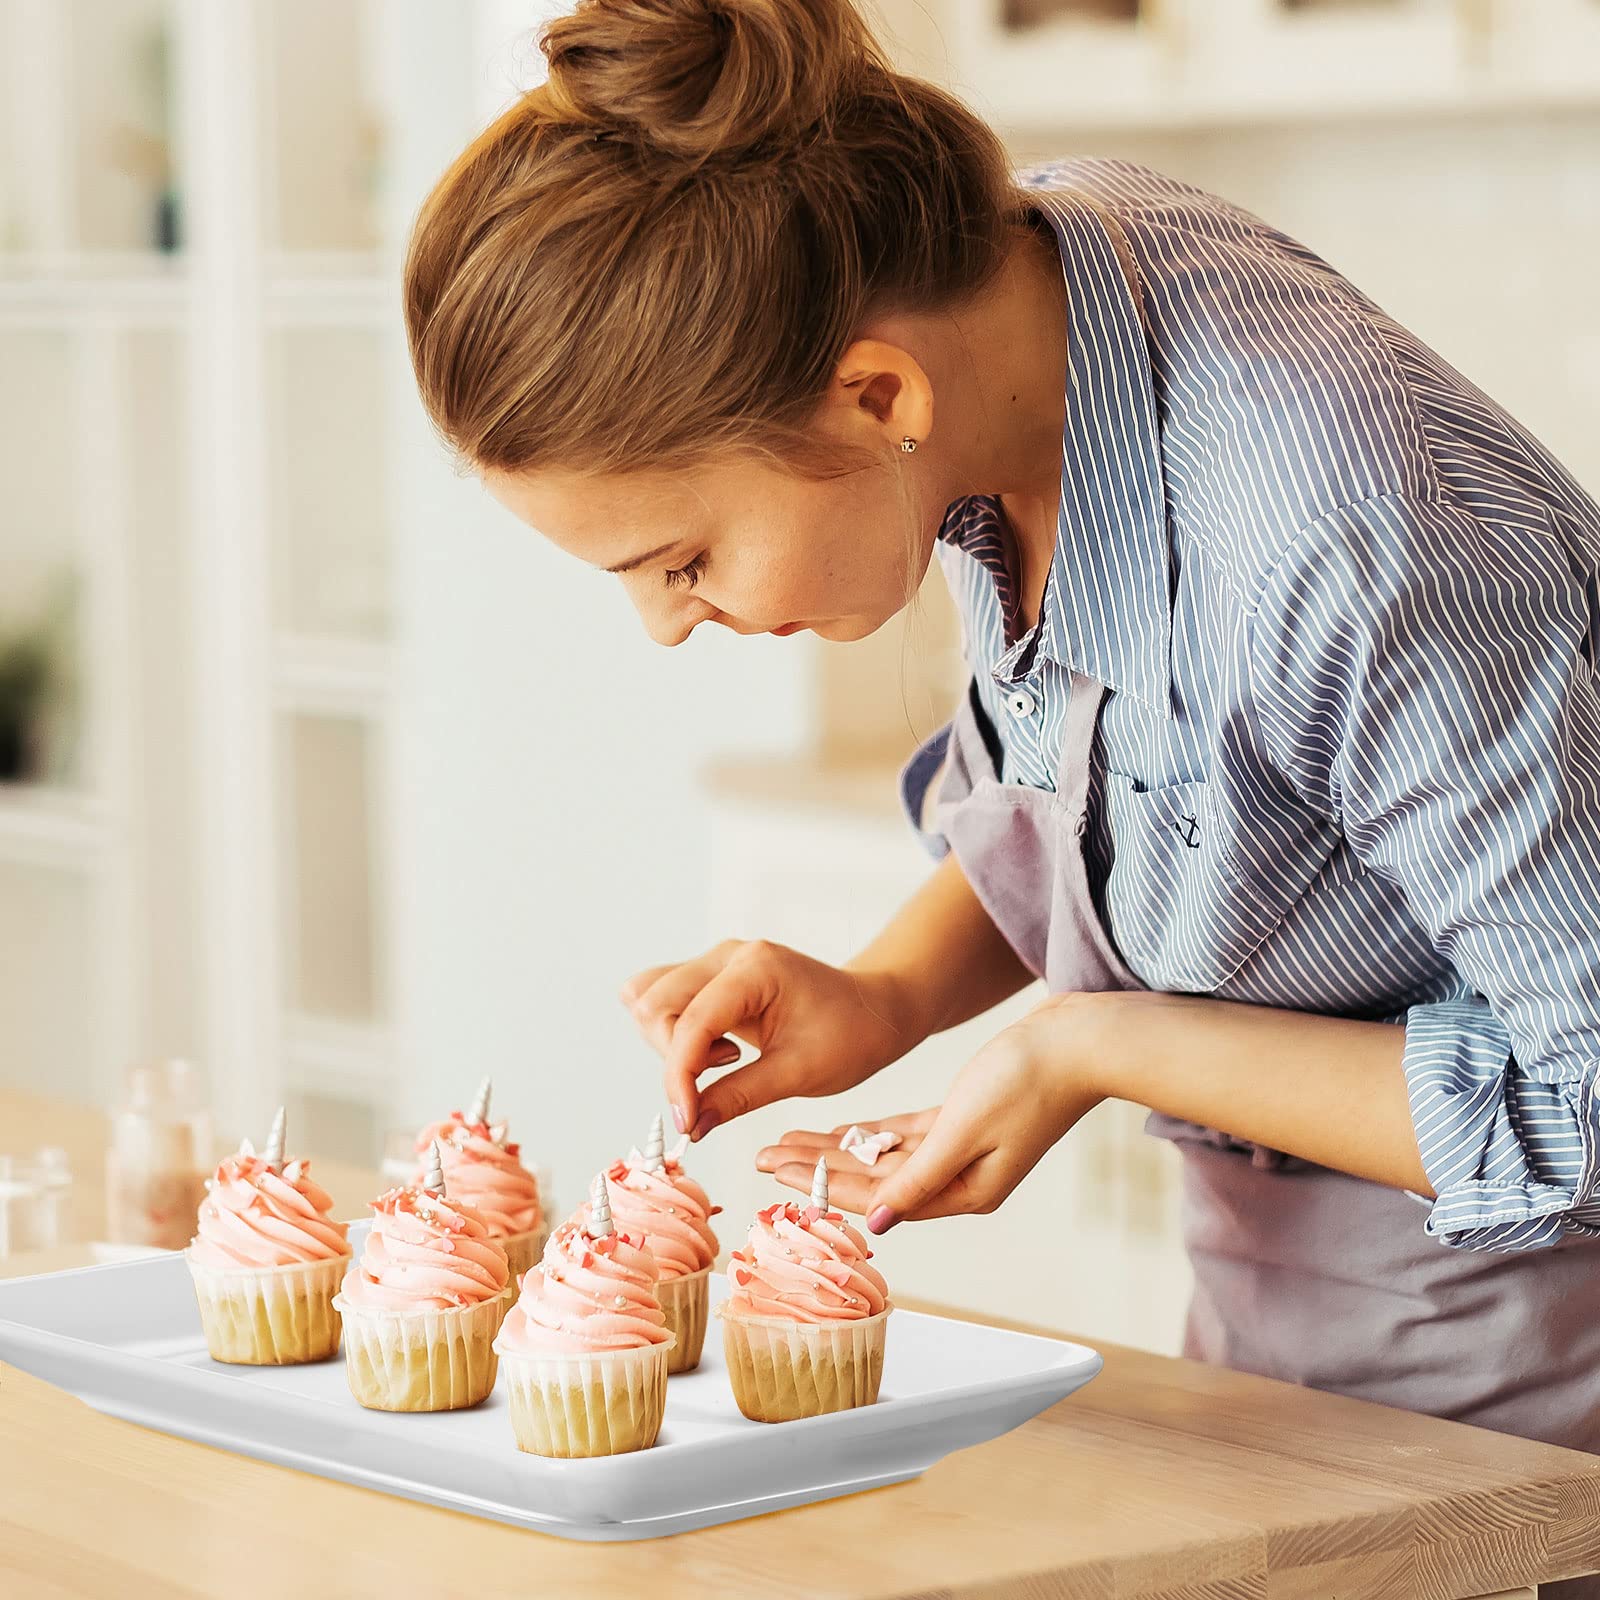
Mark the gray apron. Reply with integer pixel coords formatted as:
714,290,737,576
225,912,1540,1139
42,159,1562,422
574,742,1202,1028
927,670,1600,1595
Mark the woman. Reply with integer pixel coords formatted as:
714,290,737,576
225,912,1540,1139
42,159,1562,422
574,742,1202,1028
404,0,1600,1518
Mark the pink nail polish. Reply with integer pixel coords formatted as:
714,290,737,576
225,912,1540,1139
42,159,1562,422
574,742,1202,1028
672,1105,688,1135
866,1205,895,1235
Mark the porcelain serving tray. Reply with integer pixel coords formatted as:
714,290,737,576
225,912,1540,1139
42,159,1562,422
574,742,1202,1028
0,1226,1102,1541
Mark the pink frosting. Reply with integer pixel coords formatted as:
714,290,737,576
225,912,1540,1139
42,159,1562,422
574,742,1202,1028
498,1219,670,1354
187,1153,350,1270
724,1201,889,1323
413,1112,541,1238
576,1156,719,1279
338,1185,509,1310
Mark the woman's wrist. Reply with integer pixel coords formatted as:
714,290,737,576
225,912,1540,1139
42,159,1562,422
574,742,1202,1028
843,960,942,1061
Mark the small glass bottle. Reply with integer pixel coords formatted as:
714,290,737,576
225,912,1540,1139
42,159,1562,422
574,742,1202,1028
105,1064,205,1250
163,1057,214,1175
31,1146,72,1250
0,1155,40,1257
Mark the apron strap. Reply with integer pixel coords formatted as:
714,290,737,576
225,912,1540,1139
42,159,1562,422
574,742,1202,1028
1057,671,1107,829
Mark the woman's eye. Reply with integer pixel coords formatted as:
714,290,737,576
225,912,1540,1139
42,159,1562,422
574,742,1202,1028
663,555,706,591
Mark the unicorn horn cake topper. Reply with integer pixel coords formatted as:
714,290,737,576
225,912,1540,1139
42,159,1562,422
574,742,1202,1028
263,1105,286,1174
642,1113,666,1174
810,1157,829,1212
468,1076,492,1126
421,1138,447,1196
668,1131,690,1165
589,1170,615,1237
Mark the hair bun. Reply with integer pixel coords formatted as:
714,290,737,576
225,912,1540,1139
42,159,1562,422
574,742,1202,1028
541,0,874,166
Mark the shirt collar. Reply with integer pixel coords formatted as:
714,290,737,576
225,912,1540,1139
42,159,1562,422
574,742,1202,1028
1022,186,1174,719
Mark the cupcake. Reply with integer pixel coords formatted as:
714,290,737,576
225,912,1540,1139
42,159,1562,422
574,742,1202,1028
718,1159,891,1423
185,1107,351,1366
413,1078,545,1284
414,1077,545,1284
585,1115,719,1373
333,1140,510,1412
494,1170,673,1458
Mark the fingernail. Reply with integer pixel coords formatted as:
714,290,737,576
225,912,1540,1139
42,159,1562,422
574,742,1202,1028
866,1205,895,1235
708,1041,740,1066
672,1105,688,1135
690,1108,720,1142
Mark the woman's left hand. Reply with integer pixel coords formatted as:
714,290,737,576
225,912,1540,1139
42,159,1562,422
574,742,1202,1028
753,992,1107,1233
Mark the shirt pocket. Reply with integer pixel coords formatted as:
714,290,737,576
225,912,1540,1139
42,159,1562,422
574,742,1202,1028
1101,772,1340,993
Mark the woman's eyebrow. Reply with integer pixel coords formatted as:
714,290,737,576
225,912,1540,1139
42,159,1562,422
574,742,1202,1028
603,541,679,575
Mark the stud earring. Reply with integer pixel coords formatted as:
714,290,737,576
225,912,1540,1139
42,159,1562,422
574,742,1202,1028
900,437,917,454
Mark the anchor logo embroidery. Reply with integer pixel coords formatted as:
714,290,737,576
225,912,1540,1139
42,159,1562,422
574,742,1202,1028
1173,814,1202,850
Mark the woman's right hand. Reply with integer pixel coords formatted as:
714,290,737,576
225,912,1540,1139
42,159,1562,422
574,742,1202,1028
620,940,929,1143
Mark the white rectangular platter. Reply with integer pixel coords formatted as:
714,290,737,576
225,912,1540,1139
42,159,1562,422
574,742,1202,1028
0,1228,1102,1541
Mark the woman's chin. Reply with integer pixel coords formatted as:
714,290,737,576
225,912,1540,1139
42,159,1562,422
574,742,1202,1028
814,612,896,643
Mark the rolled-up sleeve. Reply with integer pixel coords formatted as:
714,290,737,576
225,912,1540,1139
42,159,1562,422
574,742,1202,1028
1250,490,1600,1250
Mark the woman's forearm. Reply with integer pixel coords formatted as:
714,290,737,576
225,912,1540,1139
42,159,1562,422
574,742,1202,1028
848,851,1034,1044
1080,991,1434,1196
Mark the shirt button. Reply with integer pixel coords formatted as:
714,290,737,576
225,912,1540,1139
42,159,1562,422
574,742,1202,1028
1007,690,1037,719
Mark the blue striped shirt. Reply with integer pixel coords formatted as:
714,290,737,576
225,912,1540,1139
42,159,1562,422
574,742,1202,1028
904,158,1600,1253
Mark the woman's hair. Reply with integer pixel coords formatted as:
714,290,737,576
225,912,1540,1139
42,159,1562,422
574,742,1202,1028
403,0,1018,480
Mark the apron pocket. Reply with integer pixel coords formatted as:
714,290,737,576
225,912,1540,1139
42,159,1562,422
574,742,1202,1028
1101,773,1338,992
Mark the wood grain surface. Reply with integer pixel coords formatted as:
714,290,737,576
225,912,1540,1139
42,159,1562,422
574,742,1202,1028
2,1088,1597,1599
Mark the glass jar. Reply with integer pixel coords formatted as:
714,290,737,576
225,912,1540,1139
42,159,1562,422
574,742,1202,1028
105,1064,207,1251
0,1148,73,1255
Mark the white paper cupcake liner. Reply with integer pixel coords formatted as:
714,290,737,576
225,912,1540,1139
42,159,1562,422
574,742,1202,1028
494,1338,674,1458
500,1222,549,1292
186,1253,347,1366
656,1267,711,1374
334,1294,503,1412
718,1304,891,1423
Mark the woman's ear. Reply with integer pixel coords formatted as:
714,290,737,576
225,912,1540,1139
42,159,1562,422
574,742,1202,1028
830,338,934,450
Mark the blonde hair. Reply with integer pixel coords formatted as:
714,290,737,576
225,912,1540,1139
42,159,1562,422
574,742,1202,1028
403,0,1019,481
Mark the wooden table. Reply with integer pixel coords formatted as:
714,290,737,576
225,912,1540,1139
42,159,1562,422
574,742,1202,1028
1,1090,1597,1599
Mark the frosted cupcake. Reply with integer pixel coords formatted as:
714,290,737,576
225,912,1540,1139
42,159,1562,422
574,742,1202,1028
718,1160,891,1423
584,1116,719,1373
413,1077,545,1284
494,1171,673,1458
185,1108,351,1366
334,1140,510,1412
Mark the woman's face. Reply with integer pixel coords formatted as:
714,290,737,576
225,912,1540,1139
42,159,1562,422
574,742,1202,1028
482,448,938,647
476,226,1067,649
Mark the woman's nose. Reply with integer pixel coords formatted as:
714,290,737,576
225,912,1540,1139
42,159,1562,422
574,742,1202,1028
638,594,703,648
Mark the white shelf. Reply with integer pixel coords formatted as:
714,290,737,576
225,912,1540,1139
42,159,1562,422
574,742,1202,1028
0,255,392,328
272,637,393,720
282,1012,395,1099
0,255,188,324
948,0,1600,134
0,787,109,870
264,252,392,326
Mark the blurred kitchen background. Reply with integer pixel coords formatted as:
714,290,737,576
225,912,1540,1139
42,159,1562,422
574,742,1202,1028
0,0,1596,1351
